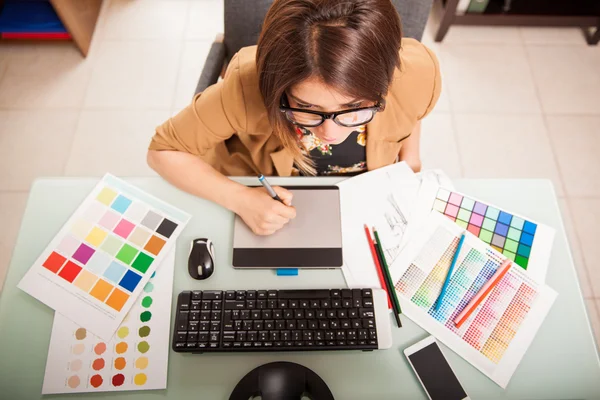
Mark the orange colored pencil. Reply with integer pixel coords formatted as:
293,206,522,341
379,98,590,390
364,224,391,308
454,259,512,328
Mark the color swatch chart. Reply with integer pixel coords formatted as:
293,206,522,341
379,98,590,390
431,188,554,282
42,250,174,394
390,213,557,388
18,174,190,340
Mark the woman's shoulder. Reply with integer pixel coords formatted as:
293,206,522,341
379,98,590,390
223,46,266,127
387,38,441,119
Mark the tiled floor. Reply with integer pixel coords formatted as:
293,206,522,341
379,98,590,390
0,0,599,344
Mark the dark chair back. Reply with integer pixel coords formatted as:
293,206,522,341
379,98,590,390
223,0,433,61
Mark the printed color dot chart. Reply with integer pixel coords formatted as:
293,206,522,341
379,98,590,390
431,188,554,283
390,213,557,388
42,251,175,394
18,174,190,341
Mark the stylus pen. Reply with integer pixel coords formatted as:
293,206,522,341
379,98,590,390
435,233,465,312
454,259,511,328
373,229,402,327
258,174,283,203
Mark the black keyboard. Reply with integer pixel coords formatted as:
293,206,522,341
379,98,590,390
172,289,382,353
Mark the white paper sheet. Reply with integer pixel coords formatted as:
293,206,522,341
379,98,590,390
337,163,420,288
390,213,557,388
42,249,175,394
18,174,190,340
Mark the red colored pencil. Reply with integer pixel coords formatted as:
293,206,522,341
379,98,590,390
454,259,512,328
364,224,391,308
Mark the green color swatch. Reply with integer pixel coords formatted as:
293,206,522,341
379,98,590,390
137,341,150,353
140,311,152,322
139,326,151,338
116,244,137,265
131,253,153,274
141,296,153,308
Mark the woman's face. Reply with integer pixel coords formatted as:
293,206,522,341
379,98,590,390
287,76,372,145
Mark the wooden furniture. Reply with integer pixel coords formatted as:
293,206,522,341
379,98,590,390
0,0,102,56
435,0,600,45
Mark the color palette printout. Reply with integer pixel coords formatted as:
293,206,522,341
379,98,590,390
42,249,174,394
390,213,557,388
18,174,190,340
431,188,555,283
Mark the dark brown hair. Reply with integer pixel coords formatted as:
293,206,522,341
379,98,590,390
256,0,402,175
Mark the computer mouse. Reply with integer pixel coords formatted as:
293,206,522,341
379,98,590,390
188,238,215,280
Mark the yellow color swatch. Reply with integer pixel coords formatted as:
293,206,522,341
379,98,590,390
117,326,129,339
73,270,98,292
135,357,149,370
85,227,108,247
97,187,117,206
89,279,114,302
134,373,147,386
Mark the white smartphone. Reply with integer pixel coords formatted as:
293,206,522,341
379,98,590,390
404,336,470,400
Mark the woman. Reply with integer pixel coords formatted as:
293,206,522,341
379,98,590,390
148,0,441,236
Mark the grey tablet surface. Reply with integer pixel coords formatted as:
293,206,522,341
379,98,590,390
232,186,342,268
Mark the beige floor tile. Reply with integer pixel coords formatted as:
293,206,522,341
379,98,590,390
420,112,462,178
520,27,588,46
172,40,213,111
569,198,600,297
438,44,541,113
101,0,189,40
453,113,565,195
527,45,600,114
0,110,80,191
558,198,593,298
0,43,92,109
585,300,600,349
186,0,224,40
84,40,182,108
443,26,522,45
64,109,170,177
0,192,29,293
546,115,600,197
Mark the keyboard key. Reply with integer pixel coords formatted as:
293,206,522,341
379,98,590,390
327,310,336,319
200,321,209,331
268,290,278,298
264,342,273,347
370,329,377,339
211,321,220,331
187,332,198,342
234,320,243,331
352,289,361,299
321,300,330,308
233,342,242,348
241,310,250,320
187,342,197,349
210,332,220,342
270,331,279,341
246,300,256,309
226,291,236,300
259,331,269,341
199,332,209,342
284,310,294,319
338,310,347,319
360,308,375,318
223,342,233,348
188,321,199,331
306,310,315,319
254,342,263,347
310,300,320,308
295,310,304,319
349,309,358,318
265,320,275,330
257,300,267,309
358,329,368,340
243,321,253,330
353,299,362,308
331,290,341,298
341,320,351,329
176,333,187,342
211,311,222,320
342,300,352,308
257,290,267,299
203,291,222,300
201,301,211,310
268,300,277,309
243,342,253,348
192,291,202,300
276,321,285,330
246,290,256,299
363,299,374,308
362,289,373,298
225,301,245,310
300,300,309,308
248,331,257,341
200,311,210,321
191,301,201,311
287,320,296,330
363,319,375,329
332,300,341,308
236,332,246,342
308,321,318,330
223,332,235,342
290,300,299,309
251,311,261,319
273,310,283,319
262,310,272,319
179,292,191,310
342,289,352,298
297,320,307,329
253,321,263,330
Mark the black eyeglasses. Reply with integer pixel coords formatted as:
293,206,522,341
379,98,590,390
279,94,385,128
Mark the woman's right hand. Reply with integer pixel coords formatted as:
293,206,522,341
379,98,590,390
233,186,296,235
